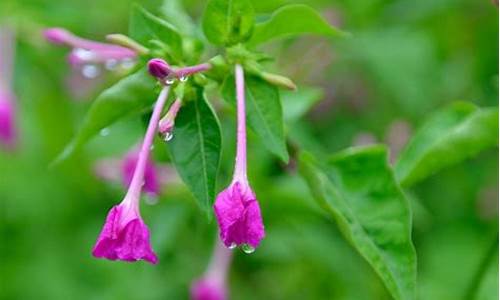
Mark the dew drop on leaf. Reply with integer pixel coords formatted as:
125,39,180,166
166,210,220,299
99,128,110,136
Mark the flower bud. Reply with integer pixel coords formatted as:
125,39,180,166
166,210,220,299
148,58,172,79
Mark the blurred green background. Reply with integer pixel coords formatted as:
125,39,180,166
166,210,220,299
0,0,498,299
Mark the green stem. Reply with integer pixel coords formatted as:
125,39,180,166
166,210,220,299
463,232,498,300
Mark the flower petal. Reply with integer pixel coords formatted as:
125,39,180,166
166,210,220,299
92,205,158,264
214,182,264,248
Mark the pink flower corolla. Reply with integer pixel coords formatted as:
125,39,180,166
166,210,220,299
0,28,17,150
214,64,265,253
92,84,171,264
191,240,233,300
122,149,160,196
44,27,136,78
0,91,16,149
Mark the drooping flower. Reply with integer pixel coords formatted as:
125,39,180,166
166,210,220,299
0,27,17,150
213,64,265,252
0,90,16,149
190,239,232,300
92,83,171,264
91,202,158,264
122,148,160,196
44,27,136,78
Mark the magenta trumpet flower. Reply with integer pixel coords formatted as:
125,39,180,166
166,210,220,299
0,91,16,149
92,85,171,264
191,239,233,300
44,27,136,78
213,64,265,253
0,27,17,150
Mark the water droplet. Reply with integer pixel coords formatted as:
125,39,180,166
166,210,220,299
144,194,159,205
179,76,188,82
228,243,237,250
74,48,95,60
120,58,135,69
105,59,118,70
150,144,155,150
164,78,175,85
82,64,100,79
163,132,173,142
241,244,255,254
99,128,110,136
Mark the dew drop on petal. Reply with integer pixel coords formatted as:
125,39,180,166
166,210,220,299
241,244,255,254
179,76,188,82
228,243,237,250
82,64,100,79
99,128,110,136
165,78,175,85
120,58,135,69
163,132,173,142
150,144,155,150
105,59,118,70
144,194,159,205
74,48,95,60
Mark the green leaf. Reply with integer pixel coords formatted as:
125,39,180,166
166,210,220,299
202,0,255,46
473,252,499,300
395,102,499,187
53,69,157,164
168,88,222,215
247,4,348,46
299,146,417,300
222,74,288,162
281,86,323,122
160,0,196,36
129,4,183,57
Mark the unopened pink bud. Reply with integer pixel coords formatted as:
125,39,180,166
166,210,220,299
148,58,172,79
43,27,72,45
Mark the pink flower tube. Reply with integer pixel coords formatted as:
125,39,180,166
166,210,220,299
190,239,233,300
0,27,17,150
213,64,265,253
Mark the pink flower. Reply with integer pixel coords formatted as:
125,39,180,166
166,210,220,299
213,64,265,252
92,202,158,264
122,149,160,196
0,28,17,150
44,27,136,78
92,81,172,264
191,279,227,300
0,91,16,149
190,240,232,300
